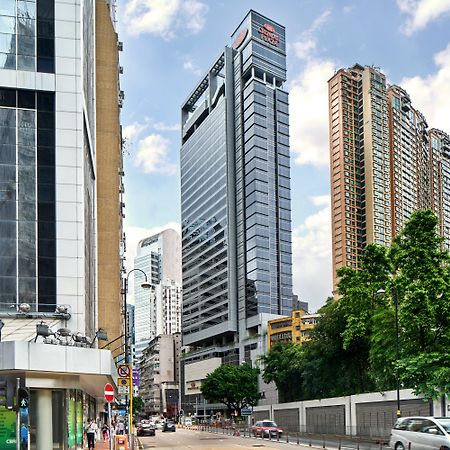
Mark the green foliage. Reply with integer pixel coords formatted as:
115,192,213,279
132,396,144,413
260,343,304,402
261,210,450,401
200,363,260,416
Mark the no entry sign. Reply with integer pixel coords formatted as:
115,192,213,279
104,383,115,403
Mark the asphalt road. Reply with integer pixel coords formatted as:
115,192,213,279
138,427,391,450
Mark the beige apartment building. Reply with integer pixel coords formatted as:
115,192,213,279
96,0,124,357
329,64,450,290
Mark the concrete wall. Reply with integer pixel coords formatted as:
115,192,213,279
253,389,446,438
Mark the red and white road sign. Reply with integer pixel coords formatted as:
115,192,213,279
117,364,131,378
104,383,115,403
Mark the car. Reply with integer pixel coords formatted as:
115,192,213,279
390,416,450,450
183,418,193,427
163,421,176,432
136,423,156,437
251,420,283,438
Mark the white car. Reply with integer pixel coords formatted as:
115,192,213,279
390,416,450,450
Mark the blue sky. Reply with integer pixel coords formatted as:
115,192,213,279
116,0,450,312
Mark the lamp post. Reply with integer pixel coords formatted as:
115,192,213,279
122,269,151,436
377,286,401,418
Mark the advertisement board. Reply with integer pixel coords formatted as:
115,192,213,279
0,407,16,450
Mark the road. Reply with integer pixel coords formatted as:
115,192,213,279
138,427,391,450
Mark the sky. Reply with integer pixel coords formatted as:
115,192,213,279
116,0,450,312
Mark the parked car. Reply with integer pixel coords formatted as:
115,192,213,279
390,416,450,450
163,420,176,432
136,423,156,437
183,418,193,427
251,420,283,438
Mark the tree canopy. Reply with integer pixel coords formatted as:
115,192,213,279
200,363,260,416
261,210,450,402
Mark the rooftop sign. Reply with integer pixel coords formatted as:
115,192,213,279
258,23,279,46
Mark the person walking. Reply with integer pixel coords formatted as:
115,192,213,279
115,419,125,435
101,423,109,442
85,418,98,450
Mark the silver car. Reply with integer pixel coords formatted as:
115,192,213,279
390,416,450,450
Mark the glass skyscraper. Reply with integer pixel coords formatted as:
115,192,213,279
180,10,293,392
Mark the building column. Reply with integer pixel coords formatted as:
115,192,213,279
36,389,53,449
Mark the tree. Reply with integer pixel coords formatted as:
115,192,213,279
201,363,260,417
389,210,450,398
133,396,145,414
260,343,304,402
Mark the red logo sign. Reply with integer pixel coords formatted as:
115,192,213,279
104,383,115,403
233,29,248,49
258,23,279,46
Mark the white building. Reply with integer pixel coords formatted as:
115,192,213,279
0,0,122,448
134,229,182,362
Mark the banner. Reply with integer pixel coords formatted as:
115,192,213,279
0,407,16,450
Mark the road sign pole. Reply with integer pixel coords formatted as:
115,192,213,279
107,401,112,450
129,365,133,436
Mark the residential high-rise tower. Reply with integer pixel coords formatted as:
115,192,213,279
329,64,450,290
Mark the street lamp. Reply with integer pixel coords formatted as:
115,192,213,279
377,286,401,418
122,269,151,435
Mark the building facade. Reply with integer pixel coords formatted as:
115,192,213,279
329,64,450,289
267,310,319,348
139,333,181,416
134,229,181,362
0,0,122,448
180,10,293,413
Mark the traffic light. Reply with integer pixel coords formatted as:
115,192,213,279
18,387,29,409
0,378,14,409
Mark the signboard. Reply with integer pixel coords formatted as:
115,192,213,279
241,407,252,416
67,396,76,447
117,365,130,378
118,378,130,387
118,386,130,395
0,408,16,449
132,368,139,386
104,383,115,403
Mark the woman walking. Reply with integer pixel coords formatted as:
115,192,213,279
85,418,98,450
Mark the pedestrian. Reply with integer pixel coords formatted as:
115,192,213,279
85,418,98,450
101,423,109,441
116,419,125,435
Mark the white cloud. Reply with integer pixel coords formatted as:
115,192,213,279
123,121,148,142
289,10,335,168
124,223,181,300
400,43,450,132
397,0,450,35
311,195,330,207
289,58,335,167
291,10,331,61
292,199,332,312
124,0,208,39
134,134,177,175
183,59,202,76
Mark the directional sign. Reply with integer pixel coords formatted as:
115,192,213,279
117,364,131,378
241,407,252,416
118,385,130,395
104,383,115,403
118,377,130,387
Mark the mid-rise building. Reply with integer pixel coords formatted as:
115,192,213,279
180,10,293,413
139,333,181,416
267,310,319,348
134,229,181,362
0,0,122,447
329,65,450,289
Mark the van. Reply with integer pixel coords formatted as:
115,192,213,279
390,416,450,450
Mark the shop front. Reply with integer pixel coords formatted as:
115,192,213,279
0,341,116,450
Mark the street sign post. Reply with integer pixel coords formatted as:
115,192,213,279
104,384,114,450
241,407,252,416
117,365,130,378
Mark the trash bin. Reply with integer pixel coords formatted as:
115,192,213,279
115,434,129,450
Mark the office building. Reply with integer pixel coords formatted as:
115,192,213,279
329,64,450,289
134,229,181,362
267,310,319,348
0,1,122,448
180,10,293,413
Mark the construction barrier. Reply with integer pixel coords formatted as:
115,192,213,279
115,434,129,450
